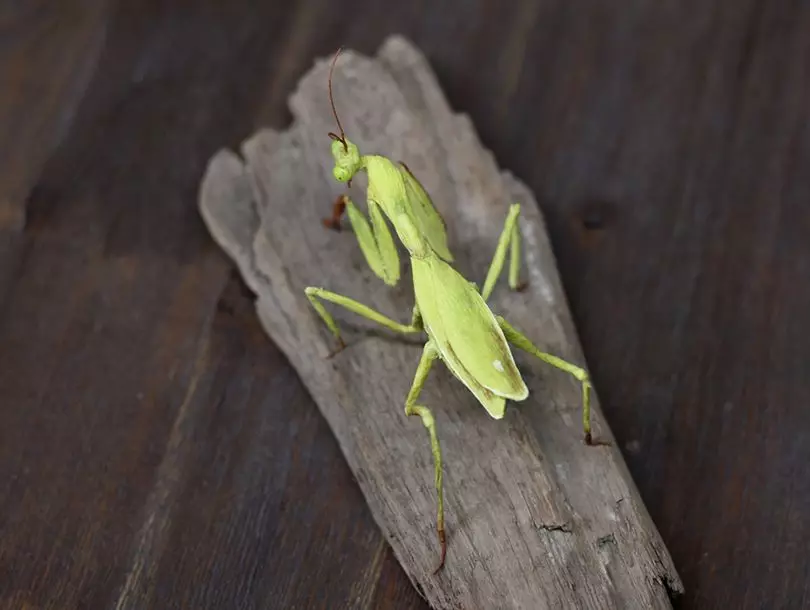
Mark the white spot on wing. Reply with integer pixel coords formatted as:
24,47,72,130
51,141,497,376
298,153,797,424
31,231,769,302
493,359,504,372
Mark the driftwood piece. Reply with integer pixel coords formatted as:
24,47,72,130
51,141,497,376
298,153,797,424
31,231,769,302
198,36,682,609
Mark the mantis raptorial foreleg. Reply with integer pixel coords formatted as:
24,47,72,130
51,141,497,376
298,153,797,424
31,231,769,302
305,287,422,350
403,340,446,573
480,203,524,302
495,315,607,447
322,194,348,230
325,195,401,286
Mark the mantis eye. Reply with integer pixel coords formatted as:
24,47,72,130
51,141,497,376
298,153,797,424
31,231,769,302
333,167,351,182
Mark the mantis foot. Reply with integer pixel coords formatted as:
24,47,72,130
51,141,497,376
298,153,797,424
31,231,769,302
326,338,347,359
432,528,447,575
514,280,529,292
584,432,611,447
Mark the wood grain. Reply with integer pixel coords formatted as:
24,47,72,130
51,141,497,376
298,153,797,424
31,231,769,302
199,38,681,609
0,0,108,231
2,1,810,608
0,5,424,608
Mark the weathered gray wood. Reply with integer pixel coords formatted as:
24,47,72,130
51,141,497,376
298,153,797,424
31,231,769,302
198,36,682,610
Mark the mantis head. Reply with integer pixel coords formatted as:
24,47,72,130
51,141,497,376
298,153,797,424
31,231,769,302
326,46,362,185
330,137,362,183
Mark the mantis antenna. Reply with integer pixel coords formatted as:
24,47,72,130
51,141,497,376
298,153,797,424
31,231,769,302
327,47,348,151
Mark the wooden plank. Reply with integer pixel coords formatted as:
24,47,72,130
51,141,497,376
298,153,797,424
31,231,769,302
199,37,682,609
0,6,423,607
4,1,810,608
0,0,108,231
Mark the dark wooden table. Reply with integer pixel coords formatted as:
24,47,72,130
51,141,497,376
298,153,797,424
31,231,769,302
1,2,809,609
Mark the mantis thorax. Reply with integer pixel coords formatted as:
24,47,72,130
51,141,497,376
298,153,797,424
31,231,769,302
363,156,432,258
364,156,406,212
393,213,430,259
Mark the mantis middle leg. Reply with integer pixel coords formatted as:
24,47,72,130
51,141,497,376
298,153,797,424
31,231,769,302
305,287,422,351
496,315,607,446
481,203,524,302
403,340,446,573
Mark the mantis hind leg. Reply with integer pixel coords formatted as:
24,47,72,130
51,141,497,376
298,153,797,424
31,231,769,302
305,287,421,354
496,315,609,447
404,341,446,573
481,204,524,302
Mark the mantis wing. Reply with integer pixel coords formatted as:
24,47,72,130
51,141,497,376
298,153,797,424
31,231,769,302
399,163,454,263
412,255,528,419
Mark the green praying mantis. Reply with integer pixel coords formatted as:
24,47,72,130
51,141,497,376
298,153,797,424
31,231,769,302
305,49,604,573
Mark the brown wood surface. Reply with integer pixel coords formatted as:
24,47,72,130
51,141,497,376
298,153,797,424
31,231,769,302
0,1,808,609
